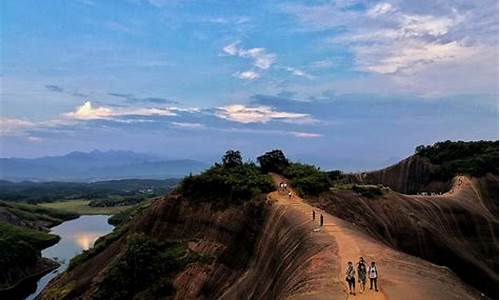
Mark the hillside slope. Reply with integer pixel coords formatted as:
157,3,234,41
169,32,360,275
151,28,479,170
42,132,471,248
313,173,498,297
0,202,78,298
40,178,486,300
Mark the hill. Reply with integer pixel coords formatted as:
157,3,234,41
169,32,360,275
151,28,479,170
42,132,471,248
0,201,78,297
0,150,208,181
39,146,496,299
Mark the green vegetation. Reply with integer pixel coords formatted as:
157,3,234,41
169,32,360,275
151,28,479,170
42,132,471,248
39,200,135,215
93,234,188,300
0,201,79,289
257,149,290,173
179,150,274,207
415,140,498,179
283,163,331,196
331,183,388,198
352,184,388,198
0,223,60,279
0,200,78,227
0,178,178,204
88,194,150,207
108,199,154,226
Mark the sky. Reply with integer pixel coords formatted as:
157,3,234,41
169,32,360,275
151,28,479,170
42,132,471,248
1,0,498,170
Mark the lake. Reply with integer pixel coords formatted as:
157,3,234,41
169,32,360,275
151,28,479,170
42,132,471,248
24,215,114,300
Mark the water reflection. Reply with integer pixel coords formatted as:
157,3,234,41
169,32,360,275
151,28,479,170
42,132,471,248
24,215,114,300
75,232,103,250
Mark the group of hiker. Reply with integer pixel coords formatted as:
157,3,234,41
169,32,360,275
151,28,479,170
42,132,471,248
312,210,324,227
312,209,379,296
279,181,293,199
282,181,380,296
346,257,379,295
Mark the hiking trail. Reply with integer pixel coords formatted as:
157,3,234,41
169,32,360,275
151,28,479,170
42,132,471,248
269,174,481,300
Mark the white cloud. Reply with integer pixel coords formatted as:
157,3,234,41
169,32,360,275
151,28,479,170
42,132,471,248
283,67,314,79
234,71,260,80
367,3,395,17
64,101,114,120
356,40,476,74
215,104,310,124
223,43,276,70
171,122,206,129
27,136,44,143
283,0,498,95
289,131,322,138
64,101,178,120
0,118,34,136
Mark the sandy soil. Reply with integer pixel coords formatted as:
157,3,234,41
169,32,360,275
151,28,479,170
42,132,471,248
270,174,482,300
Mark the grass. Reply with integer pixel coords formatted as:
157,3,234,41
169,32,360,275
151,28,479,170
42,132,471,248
39,200,135,215
0,222,60,250
0,200,79,227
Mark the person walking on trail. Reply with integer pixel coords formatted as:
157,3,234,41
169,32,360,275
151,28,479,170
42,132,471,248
288,191,292,199
312,210,316,220
357,257,367,293
346,261,356,295
369,261,379,292
320,214,324,226
283,183,287,190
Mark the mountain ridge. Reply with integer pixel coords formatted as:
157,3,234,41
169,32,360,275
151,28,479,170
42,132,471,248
0,150,209,182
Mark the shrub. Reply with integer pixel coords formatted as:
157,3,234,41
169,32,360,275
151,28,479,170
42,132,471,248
283,163,331,196
352,184,386,198
415,140,498,179
257,149,289,173
179,151,274,207
93,234,187,300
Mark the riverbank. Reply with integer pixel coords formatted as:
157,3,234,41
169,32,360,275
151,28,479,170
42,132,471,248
0,258,59,299
39,200,135,215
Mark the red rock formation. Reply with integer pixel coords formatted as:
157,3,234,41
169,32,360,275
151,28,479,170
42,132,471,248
312,175,498,298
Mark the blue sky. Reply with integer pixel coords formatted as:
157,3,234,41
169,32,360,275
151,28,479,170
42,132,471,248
1,0,498,170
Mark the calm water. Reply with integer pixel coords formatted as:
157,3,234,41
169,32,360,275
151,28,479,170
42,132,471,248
24,215,114,300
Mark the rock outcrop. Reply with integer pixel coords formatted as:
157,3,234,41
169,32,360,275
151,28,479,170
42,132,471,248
313,174,498,298
40,193,345,300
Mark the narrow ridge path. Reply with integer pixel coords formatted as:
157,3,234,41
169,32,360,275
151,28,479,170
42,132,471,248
270,174,387,300
269,174,481,300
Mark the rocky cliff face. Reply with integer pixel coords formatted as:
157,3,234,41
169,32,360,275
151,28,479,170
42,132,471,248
313,174,498,298
357,155,448,194
40,193,344,300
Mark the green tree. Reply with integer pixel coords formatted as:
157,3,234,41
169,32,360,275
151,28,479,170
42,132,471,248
257,149,289,173
222,150,243,168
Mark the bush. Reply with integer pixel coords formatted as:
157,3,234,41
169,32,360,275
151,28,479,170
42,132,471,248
283,163,331,196
352,184,386,198
179,151,274,207
415,140,498,179
257,150,289,173
93,234,187,300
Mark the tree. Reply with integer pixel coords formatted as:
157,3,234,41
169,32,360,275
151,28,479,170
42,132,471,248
257,149,289,173
222,150,243,168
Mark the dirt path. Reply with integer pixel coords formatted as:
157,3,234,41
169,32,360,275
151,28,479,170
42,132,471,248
270,174,481,300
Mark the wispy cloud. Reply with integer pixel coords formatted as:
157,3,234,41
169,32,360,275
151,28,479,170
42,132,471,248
215,104,310,124
234,71,260,80
0,118,35,136
45,84,64,93
64,101,177,120
283,0,498,95
108,93,177,104
171,122,206,129
282,66,314,79
223,42,276,70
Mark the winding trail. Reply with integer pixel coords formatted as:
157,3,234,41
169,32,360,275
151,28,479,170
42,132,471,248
269,174,481,300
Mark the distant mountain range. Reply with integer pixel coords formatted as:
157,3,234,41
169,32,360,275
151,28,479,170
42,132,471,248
0,150,209,182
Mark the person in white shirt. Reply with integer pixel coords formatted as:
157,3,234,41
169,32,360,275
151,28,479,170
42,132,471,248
369,261,379,292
